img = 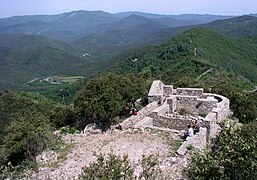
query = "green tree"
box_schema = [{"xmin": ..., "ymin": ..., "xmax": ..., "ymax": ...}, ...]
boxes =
[
  {"xmin": 0, "ymin": 91, "xmax": 58, "ymax": 167},
  {"xmin": 1, "ymin": 110, "xmax": 55, "ymax": 165},
  {"xmin": 74, "ymin": 74, "xmax": 124, "ymax": 118},
  {"xmin": 74, "ymin": 73, "xmax": 147, "ymax": 121}
]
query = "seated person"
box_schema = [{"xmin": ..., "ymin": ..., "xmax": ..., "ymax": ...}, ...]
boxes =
[
  {"xmin": 183, "ymin": 124, "xmax": 194, "ymax": 139},
  {"xmin": 193, "ymin": 120, "xmax": 200, "ymax": 134}
]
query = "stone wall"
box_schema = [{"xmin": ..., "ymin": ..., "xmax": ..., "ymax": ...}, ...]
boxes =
[
  {"xmin": 196, "ymin": 97, "xmax": 218, "ymax": 116},
  {"xmin": 153, "ymin": 115, "xmax": 194, "ymax": 130},
  {"xmin": 204, "ymin": 93, "xmax": 230, "ymax": 122},
  {"xmin": 203, "ymin": 112, "xmax": 217, "ymax": 141},
  {"xmin": 120, "ymin": 101, "xmax": 159, "ymax": 129},
  {"xmin": 148, "ymin": 95, "xmax": 163, "ymax": 104},
  {"xmin": 177, "ymin": 128, "xmax": 207, "ymax": 155},
  {"xmin": 176, "ymin": 95, "xmax": 198, "ymax": 114},
  {"xmin": 148, "ymin": 80, "xmax": 164, "ymax": 104},
  {"xmin": 141, "ymin": 80, "xmax": 231, "ymax": 156},
  {"xmin": 167, "ymin": 96, "xmax": 177, "ymax": 113},
  {"xmin": 152, "ymin": 114, "xmax": 205, "ymax": 130},
  {"xmin": 171, "ymin": 95, "xmax": 218, "ymax": 116},
  {"xmin": 164, "ymin": 85, "xmax": 173, "ymax": 97},
  {"xmin": 150, "ymin": 104, "xmax": 169, "ymax": 117},
  {"xmin": 176, "ymin": 88, "xmax": 203, "ymax": 96}
]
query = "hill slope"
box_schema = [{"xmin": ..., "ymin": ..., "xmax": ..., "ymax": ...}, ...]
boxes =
[
  {"xmin": 113, "ymin": 28, "xmax": 257, "ymax": 83},
  {"xmin": 0, "ymin": 34, "xmax": 82, "ymax": 55},
  {"xmin": 0, "ymin": 34, "xmax": 91, "ymax": 90},
  {"xmin": 140, "ymin": 15, "xmax": 257, "ymax": 47},
  {"xmin": 71, "ymin": 15, "xmax": 169, "ymax": 55},
  {"xmin": 204, "ymin": 15, "xmax": 257, "ymax": 36}
]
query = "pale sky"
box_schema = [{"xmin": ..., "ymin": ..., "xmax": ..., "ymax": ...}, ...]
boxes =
[{"xmin": 1, "ymin": 0, "xmax": 257, "ymax": 18}]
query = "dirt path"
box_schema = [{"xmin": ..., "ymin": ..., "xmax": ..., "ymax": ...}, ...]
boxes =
[
  {"xmin": 31, "ymin": 129, "xmax": 182, "ymax": 179},
  {"xmin": 196, "ymin": 68, "xmax": 213, "ymax": 81}
]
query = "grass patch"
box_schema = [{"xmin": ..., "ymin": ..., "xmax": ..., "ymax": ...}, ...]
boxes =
[
  {"xmin": 165, "ymin": 138, "xmax": 182, "ymax": 155},
  {"xmin": 48, "ymin": 142, "xmax": 75, "ymax": 169},
  {"xmin": 146, "ymin": 128, "xmax": 182, "ymax": 155}
]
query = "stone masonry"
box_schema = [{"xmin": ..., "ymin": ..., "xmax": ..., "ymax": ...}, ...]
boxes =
[{"xmin": 122, "ymin": 80, "xmax": 230, "ymax": 155}]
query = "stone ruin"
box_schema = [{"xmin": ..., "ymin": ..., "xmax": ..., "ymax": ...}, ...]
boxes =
[{"xmin": 120, "ymin": 80, "xmax": 230, "ymax": 155}]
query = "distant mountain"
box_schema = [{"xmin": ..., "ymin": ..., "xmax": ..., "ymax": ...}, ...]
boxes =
[
  {"xmin": 0, "ymin": 11, "xmax": 120, "ymax": 41},
  {"xmin": 115, "ymin": 11, "xmax": 233, "ymax": 21},
  {"xmin": 2, "ymin": 11, "xmax": 257, "ymax": 90},
  {"xmin": 71, "ymin": 15, "xmax": 169, "ymax": 55},
  {"xmin": 201, "ymin": 15, "xmax": 257, "ymax": 44},
  {"xmin": 249, "ymin": 13, "xmax": 257, "ymax": 17},
  {"xmin": 203, "ymin": 15, "xmax": 257, "ymax": 36},
  {"xmin": 136, "ymin": 15, "xmax": 257, "ymax": 47},
  {"xmin": 70, "ymin": 13, "xmax": 236, "ymax": 55},
  {"xmin": 0, "ymin": 10, "xmax": 233, "ymax": 42}
]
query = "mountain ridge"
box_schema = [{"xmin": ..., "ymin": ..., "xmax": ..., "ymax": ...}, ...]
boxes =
[{"xmin": 0, "ymin": 10, "xmax": 235, "ymax": 41}]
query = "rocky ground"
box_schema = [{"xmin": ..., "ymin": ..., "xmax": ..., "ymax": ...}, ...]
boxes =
[{"xmin": 29, "ymin": 128, "xmax": 187, "ymax": 180}]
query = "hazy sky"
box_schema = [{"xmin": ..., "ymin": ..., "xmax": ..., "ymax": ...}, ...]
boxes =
[{"xmin": 1, "ymin": 0, "xmax": 257, "ymax": 18}]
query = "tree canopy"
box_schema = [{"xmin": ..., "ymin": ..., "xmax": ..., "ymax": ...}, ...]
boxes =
[{"xmin": 74, "ymin": 73, "xmax": 149, "ymax": 120}]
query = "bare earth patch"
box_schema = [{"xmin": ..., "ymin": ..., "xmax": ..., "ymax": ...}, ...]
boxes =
[{"xmin": 31, "ymin": 128, "xmax": 184, "ymax": 179}]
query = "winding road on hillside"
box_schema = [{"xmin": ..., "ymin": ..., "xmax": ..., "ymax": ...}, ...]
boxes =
[{"xmin": 243, "ymin": 86, "xmax": 257, "ymax": 93}]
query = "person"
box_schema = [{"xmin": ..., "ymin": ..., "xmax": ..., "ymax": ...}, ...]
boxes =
[
  {"xmin": 133, "ymin": 109, "xmax": 138, "ymax": 115},
  {"xmin": 193, "ymin": 120, "xmax": 200, "ymax": 134},
  {"xmin": 188, "ymin": 124, "xmax": 194, "ymax": 137},
  {"xmin": 124, "ymin": 103, "xmax": 129, "ymax": 114},
  {"xmin": 183, "ymin": 124, "xmax": 194, "ymax": 140}
]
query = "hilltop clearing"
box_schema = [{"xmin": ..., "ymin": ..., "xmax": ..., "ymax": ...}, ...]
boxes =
[{"xmin": 31, "ymin": 129, "xmax": 184, "ymax": 179}]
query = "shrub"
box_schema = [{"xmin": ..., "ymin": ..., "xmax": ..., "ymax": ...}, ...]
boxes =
[
  {"xmin": 138, "ymin": 155, "xmax": 163, "ymax": 179},
  {"xmin": 187, "ymin": 120, "xmax": 257, "ymax": 180},
  {"xmin": 79, "ymin": 152, "xmax": 169, "ymax": 180},
  {"xmin": 79, "ymin": 152, "xmax": 134, "ymax": 180},
  {"xmin": 0, "ymin": 110, "xmax": 56, "ymax": 165},
  {"xmin": 60, "ymin": 127, "xmax": 80, "ymax": 134}
]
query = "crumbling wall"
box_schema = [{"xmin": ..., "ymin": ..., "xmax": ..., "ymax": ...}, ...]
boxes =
[
  {"xmin": 120, "ymin": 101, "xmax": 159, "ymax": 129},
  {"xmin": 176, "ymin": 95, "xmax": 198, "ymax": 114},
  {"xmin": 176, "ymin": 88, "xmax": 203, "ymax": 96},
  {"xmin": 204, "ymin": 93, "xmax": 230, "ymax": 122},
  {"xmin": 148, "ymin": 80, "xmax": 164, "ymax": 104},
  {"xmin": 167, "ymin": 96, "xmax": 177, "ymax": 113},
  {"xmin": 153, "ymin": 115, "xmax": 194, "ymax": 130},
  {"xmin": 203, "ymin": 112, "xmax": 218, "ymax": 141},
  {"xmin": 196, "ymin": 97, "xmax": 218, "ymax": 116},
  {"xmin": 170, "ymin": 95, "xmax": 218, "ymax": 116},
  {"xmin": 164, "ymin": 85, "xmax": 173, "ymax": 97},
  {"xmin": 143, "ymin": 80, "xmax": 231, "ymax": 156},
  {"xmin": 150, "ymin": 104, "xmax": 169, "ymax": 117},
  {"xmin": 177, "ymin": 128, "xmax": 207, "ymax": 155}
]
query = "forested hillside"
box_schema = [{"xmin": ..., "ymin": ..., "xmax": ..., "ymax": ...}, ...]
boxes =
[
  {"xmin": 113, "ymin": 28, "xmax": 257, "ymax": 83},
  {"xmin": 140, "ymin": 15, "xmax": 257, "ymax": 47}
]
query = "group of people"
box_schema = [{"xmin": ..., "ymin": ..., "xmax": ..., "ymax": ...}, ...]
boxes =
[
  {"xmin": 124, "ymin": 103, "xmax": 138, "ymax": 116},
  {"xmin": 183, "ymin": 120, "xmax": 200, "ymax": 140}
]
